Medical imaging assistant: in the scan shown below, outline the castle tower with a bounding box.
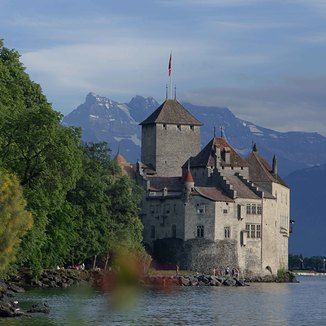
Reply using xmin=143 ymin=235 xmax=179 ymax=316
xmin=140 ymin=99 xmax=202 ymax=177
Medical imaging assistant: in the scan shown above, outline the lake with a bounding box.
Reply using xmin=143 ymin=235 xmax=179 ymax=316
xmin=1 ymin=276 xmax=325 ymax=326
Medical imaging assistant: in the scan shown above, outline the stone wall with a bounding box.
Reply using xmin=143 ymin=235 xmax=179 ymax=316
xmin=155 ymin=124 xmax=200 ymax=177
xmin=152 ymin=238 xmax=238 ymax=274
xmin=141 ymin=125 xmax=156 ymax=170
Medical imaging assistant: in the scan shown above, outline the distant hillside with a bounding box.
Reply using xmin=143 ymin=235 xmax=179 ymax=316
xmin=62 ymin=93 xmax=326 ymax=177
xmin=285 ymin=164 xmax=326 ymax=256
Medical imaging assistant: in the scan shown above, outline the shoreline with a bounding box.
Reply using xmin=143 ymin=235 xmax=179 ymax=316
xmin=294 ymin=272 xmax=326 ymax=276
xmin=1 ymin=269 xmax=298 ymax=318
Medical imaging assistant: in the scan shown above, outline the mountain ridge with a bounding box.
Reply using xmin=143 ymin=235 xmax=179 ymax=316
xmin=62 ymin=92 xmax=326 ymax=177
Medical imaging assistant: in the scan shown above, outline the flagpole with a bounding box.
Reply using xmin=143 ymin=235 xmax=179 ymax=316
xmin=170 ymin=69 xmax=172 ymax=100
xmin=168 ymin=52 xmax=172 ymax=100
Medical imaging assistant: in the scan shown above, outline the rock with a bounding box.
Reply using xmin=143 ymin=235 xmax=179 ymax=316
xmin=27 ymin=303 xmax=50 ymax=314
xmin=234 ymin=278 xmax=247 ymax=286
xmin=223 ymin=278 xmax=236 ymax=286
xmin=189 ymin=277 xmax=198 ymax=286
xmin=0 ymin=286 xmax=24 ymax=318
xmin=179 ymin=276 xmax=190 ymax=286
xmin=7 ymin=283 xmax=25 ymax=293
xmin=210 ymin=276 xmax=222 ymax=286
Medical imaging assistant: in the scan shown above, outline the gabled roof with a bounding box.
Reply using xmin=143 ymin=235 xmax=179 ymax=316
xmin=185 ymin=137 xmax=248 ymax=168
xmin=193 ymin=186 xmax=234 ymax=202
xmin=140 ymin=99 xmax=202 ymax=126
xmin=246 ymin=152 xmax=288 ymax=187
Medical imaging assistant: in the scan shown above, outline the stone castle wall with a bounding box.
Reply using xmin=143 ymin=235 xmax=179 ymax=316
xmin=155 ymin=124 xmax=200 ymax=177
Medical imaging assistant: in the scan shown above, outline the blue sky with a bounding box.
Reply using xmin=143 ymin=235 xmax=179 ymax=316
xmin=1 ymin=0 xmax=326 ymax=135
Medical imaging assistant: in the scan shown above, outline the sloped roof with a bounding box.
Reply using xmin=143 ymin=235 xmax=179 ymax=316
xmin=226 ymin=175 xmax=261 ymax=199
xmin=193 ymin=186 xmax=234 ymax=202
xmin=113 ymin=152 xmax=135 ymax=177
xmin=246 ymin=152 xmax=288 ymax=187
xmin=186 ymin=137 xmax=248 ymax=168
xmin=140 ymin=99 xmax=202 ymax=126
xmin=114 ymin=153 xmax=128 ymax=166
xmin=147 ymin=176 xmax=183 ymax=191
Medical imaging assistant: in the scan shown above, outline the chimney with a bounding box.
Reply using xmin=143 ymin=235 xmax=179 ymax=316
xmin=272 ymin=155 xmax=278 ymax=177
xmin=224 ymin=147 xmax=231 ymax=165
xmin=214 ymin=145 xmax=221 ymax=168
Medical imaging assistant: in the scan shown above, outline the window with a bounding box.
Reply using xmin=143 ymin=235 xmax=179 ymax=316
xmin=250 ymin=224 xmax=255 ymax=238
xmin=256 ymin=225 xmax=261 ymax=238
xmin=223 ymin=209 xmax=228 ymax=214
xmin=150 ymin=226 xmax=155 ymax=239
xmin=196 ymin=204 xmax=206 ymax=214
xmin=163 ymin=124 xmax=167 ymax=129
xmin=177 ymin=125 xmax=181 ymax=130
xmin=172 ymin=225 xmax=177 ymax=238
xmin=150 ymin=205 xmax=154 ymax=214
xmin=246 ymin=224 xmax=261 ymax=239
xmin=165 ymin=204 xmax=170 ymax=214
xmin=155 ymin=204 xmax=161 ymax=214
xmin=224 ymin=227 xmax=230 ymax=238
xmin=173 ymin=204 xmax=177 ymax=213
xmin=251 ymin=204 xmax=257 ymax=215
xmin=246 ymin=204 xmax=251 ymax=215
xmin=257 ymin=205 xmax=262 ymax=215
xmin=197 ymin=225 xmax=204 ymax=238
xmin=190 ymin=125 xmax=194 ymax=131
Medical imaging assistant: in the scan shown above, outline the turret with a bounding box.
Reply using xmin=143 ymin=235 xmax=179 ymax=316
xmin=184 ymin=161 xmax=195 ymax=198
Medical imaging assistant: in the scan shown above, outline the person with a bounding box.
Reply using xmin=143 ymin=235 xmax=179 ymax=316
xmin=176 ymin=264 xmax=180 ymax=276
xmin=225 ymin=266 xmax=230 ymax=276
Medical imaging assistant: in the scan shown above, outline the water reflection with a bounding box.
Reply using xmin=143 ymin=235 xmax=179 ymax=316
xmin=1 ymin=277 xmax=326 ymax=326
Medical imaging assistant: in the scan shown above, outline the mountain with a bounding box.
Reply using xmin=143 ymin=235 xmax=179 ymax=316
xmin=62 ymin=93 xmax=326 ymax=177
xmin=62 ymin=93 xmax=158 ymax=160
xmin=285 ymin=164 xmax=326 ymax=256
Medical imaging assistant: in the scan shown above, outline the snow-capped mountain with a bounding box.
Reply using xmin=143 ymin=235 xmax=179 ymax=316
xmin=62 ymin=93 xmax=326 ymax=177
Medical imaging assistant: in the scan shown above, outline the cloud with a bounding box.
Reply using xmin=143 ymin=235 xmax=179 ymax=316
xmin=181 ymin=76 xmax=326 ymax=136
xmin=160 ymin=0 xmax=263 ymax=7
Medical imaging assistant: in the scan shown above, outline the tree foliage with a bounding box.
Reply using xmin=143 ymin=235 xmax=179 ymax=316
xmin=0 ymin=170 xmax=33 ymax=271
xmin=67 ymin=143 xmax=144 ymax=264
xmin=0 ymin=40 xmax=147 ymax=274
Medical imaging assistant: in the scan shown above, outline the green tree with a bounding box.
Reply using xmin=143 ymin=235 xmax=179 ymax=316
xmin=68 ymin=143 xmax=145 ymax=268
xmin=0 ymin=40 xmax=83 ymax=273
xmin=0 ymin=170 xmax=33 ymax=272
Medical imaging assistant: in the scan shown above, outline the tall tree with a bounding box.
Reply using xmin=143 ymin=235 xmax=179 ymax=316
xmin=0 ymin=40 xmax=83 ymax=273
xmin=0 ymin=170 xmax=33 ymax=272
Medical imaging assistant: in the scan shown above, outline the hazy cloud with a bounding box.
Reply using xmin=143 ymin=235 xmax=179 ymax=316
xmin=182 ymin=77 xmax=326 ymax=135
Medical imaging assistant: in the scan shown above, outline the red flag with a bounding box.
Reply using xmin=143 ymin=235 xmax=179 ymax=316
xmin=168 ymin=53 xmax=172 ymax=76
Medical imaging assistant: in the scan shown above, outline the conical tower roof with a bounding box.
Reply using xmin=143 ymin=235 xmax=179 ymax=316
xmin=184 ymin=169 xmax=194 ymax=183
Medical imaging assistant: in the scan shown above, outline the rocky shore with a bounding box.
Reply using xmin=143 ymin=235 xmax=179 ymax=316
xmin=0 ymin=280 xmax=25 ymax=317
xmin=0 ymin=269 xmax=297 ymax=318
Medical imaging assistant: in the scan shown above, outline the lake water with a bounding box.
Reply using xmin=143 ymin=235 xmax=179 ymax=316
xmin=1 ymin=276 xmax=326 ymax=326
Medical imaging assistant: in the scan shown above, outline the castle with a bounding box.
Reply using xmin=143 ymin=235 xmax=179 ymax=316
xmin=116 ymin=98 xmax=291 ymax=276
